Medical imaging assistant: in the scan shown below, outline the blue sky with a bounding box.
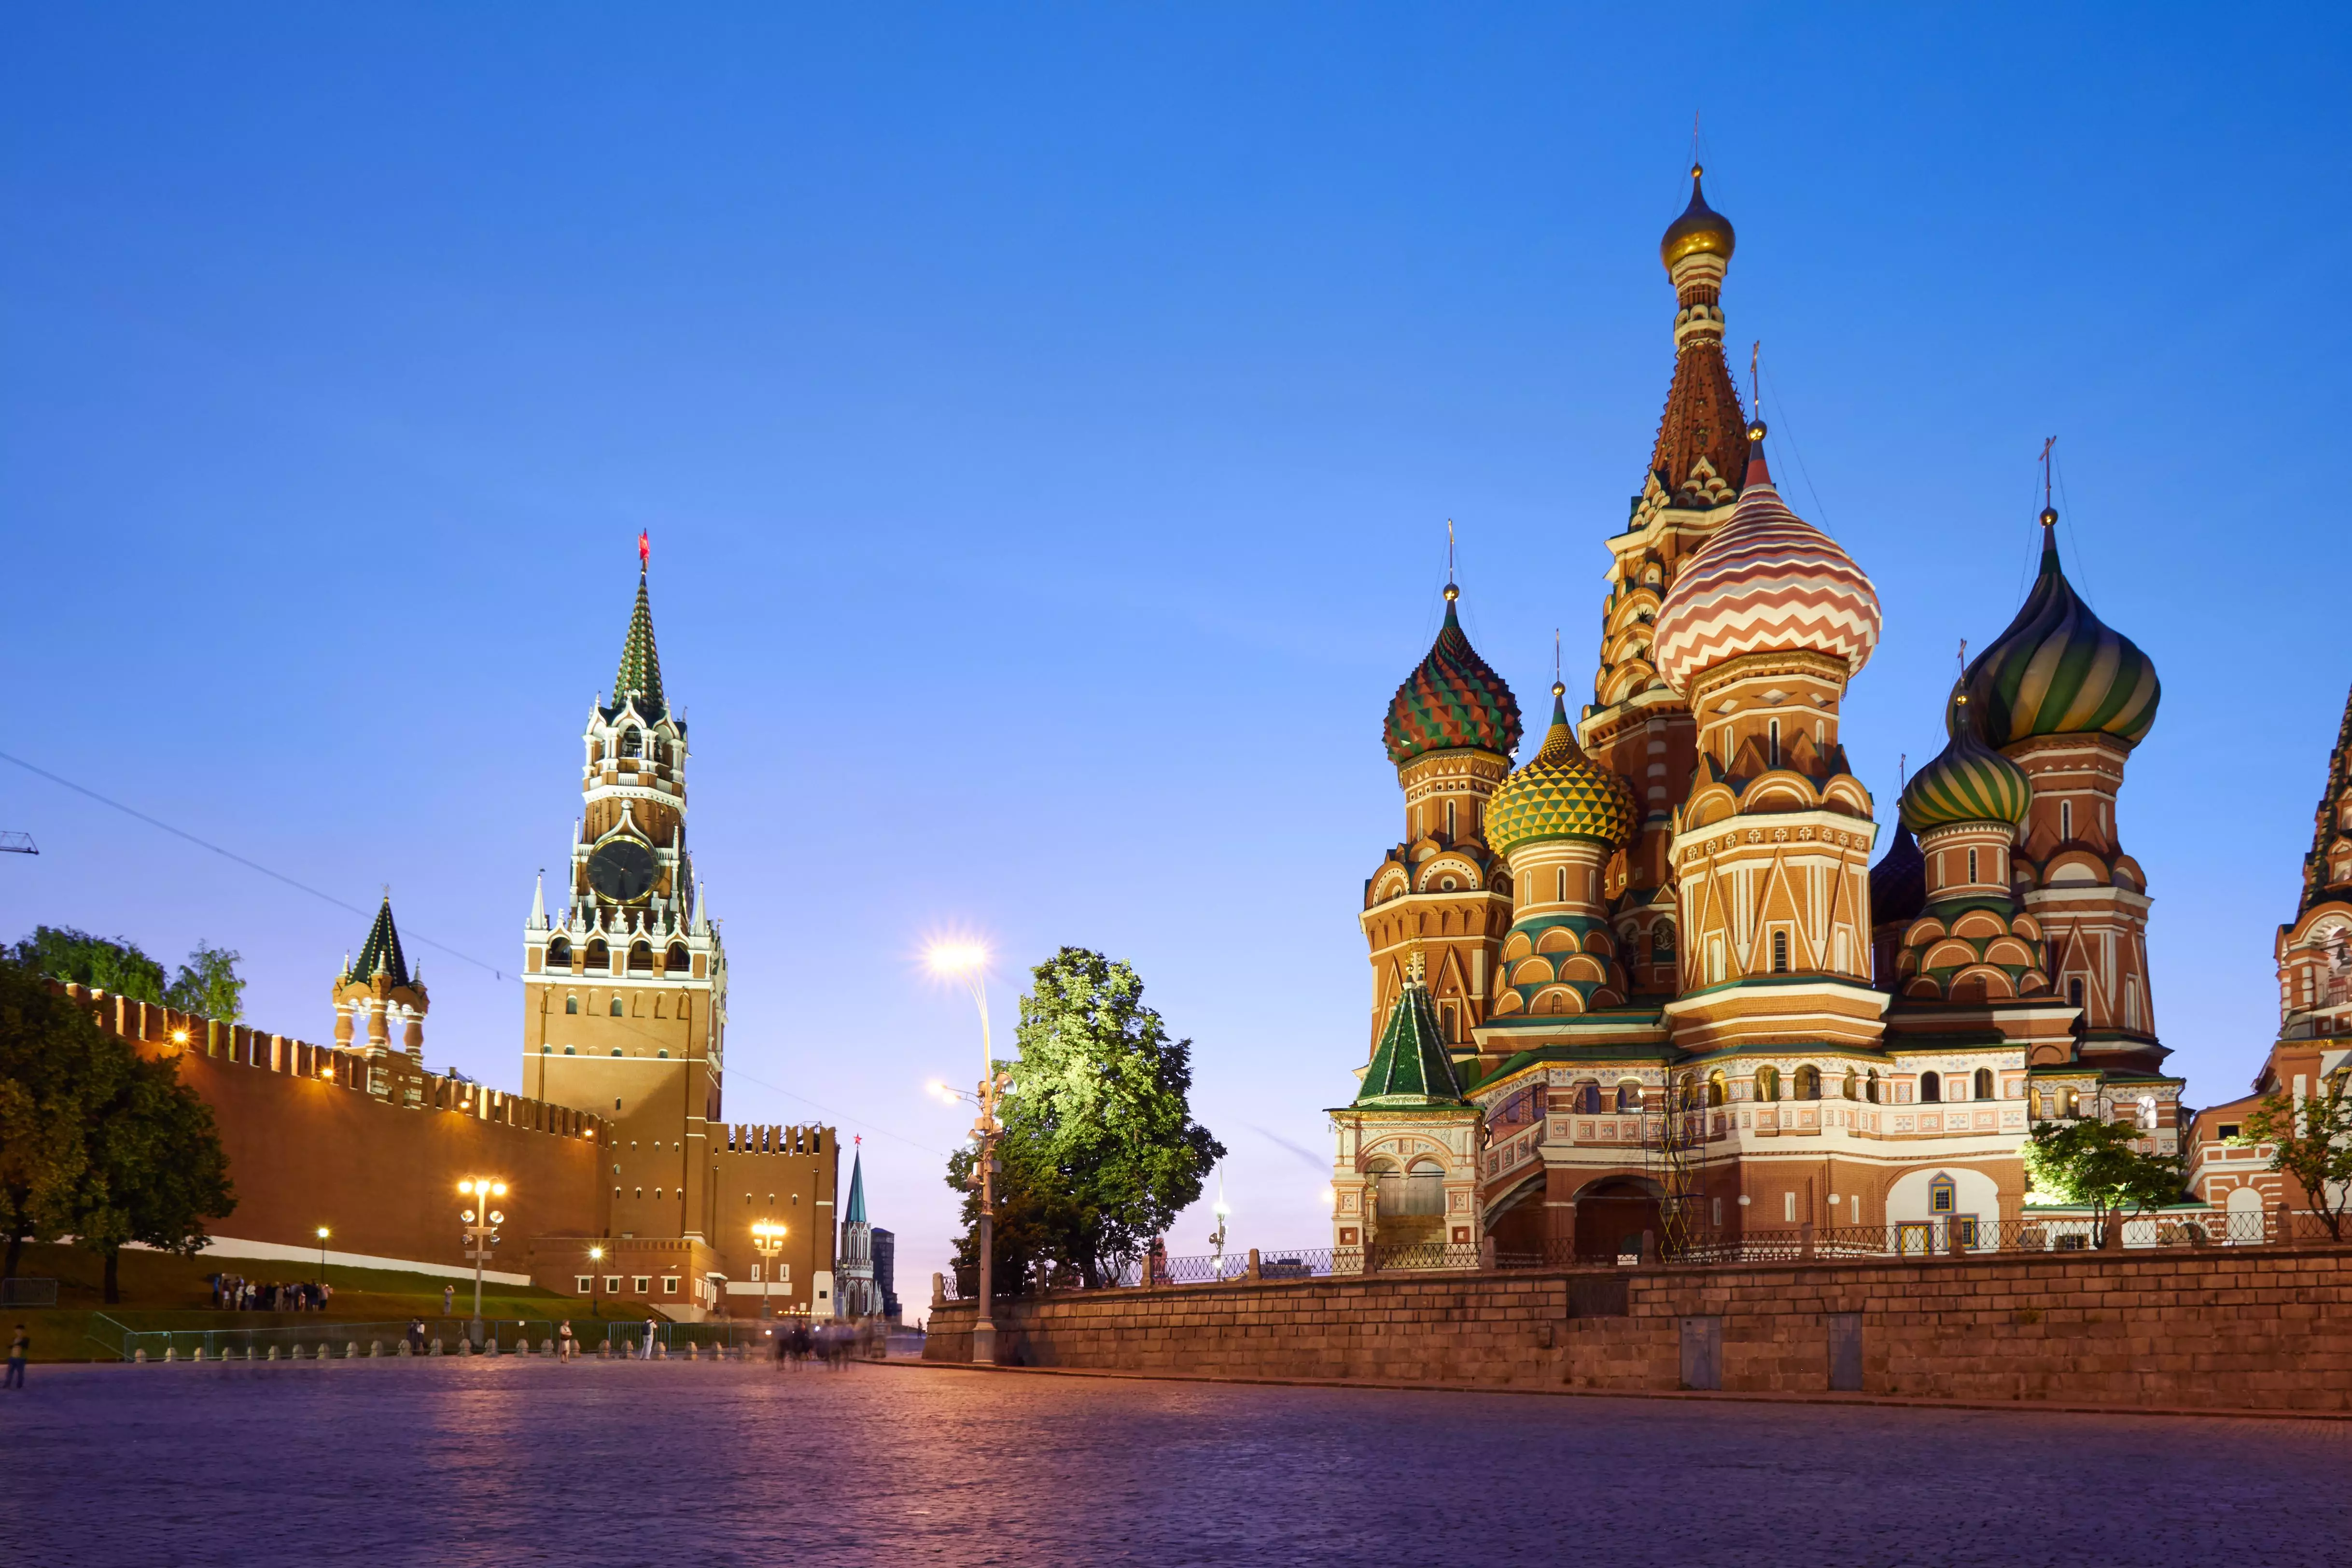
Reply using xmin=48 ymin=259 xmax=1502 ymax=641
xmin=5 ymin=6 xmax=2348 ymax=1293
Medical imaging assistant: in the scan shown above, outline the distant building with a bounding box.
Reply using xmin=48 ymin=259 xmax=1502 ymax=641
xmin=872 ymin=1227 xmax=899 ymax=1322
xmin=837 ymin=1147 xmax=879 ymax=1318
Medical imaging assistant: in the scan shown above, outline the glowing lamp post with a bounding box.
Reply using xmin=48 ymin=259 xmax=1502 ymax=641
xmin=588 ymin=1245 xmax=605 ymax=1319
xmin=457 ymin=1178 xmax=507 ymax=1346
xmin=751 ymin=1222 xmax=788 ymax=1318
xmin=316 ymin=1226 xmax=331 ymax=1290
xmin=927 ymin=942 xmax=1008 ymax=1365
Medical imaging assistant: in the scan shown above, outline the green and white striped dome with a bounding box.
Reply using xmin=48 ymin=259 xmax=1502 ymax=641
xmin=1903 ymin=684 xmax=2032 ymax=832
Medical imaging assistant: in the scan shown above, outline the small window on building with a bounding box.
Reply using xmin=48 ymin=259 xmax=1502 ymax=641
xmin=1842 ymin=1068 xmax=1859 ymax=1101
xmin=541 ymin=1045 xmax=550 ymax=1054
xmin=1616 ymin=1081 xmax=1641 ymax=1112
xmin=632 ymin=1276 xmax=650 ymax=1293
xmin=2060 ymin=801 xmax=2073 ymax=840
xmin=603 ymin=1276 xmax=620 ymax=1292
xmin=1783 ymin=1191 xmax=1796 ymax=1222
xmin=634 ymin=1188 xmax=643 ymax=1200
xmin=1711 ymin=1197 xmax=1722 ymax=1226
xmin=1929 ymin=1176 xmax=1956 ymax=1214
xmin=1921 ymin=1072 xmax=1941 ymax=1103
xmin=1795 ymin=1065 xmax=1820 ymax=1100
xmin=611 ymin=1048 xmax=623 ymax=1057
xmin=1974 ymin=1068 xmax=1994 ymax=1100
xmin=565 ymin=996 xmax=579 ymax=1015
xmin=575 ymin=1276 xmax=592 ymax=1293
xmin=1772 ymin=930 xmax=1790 ymax=973
xmin=1768 ymin=717 xmax=1781 ymax=767
xmin=610 ymin=998 xmax=624 ymax=1017
xmin=2218 ymin=1123 xmax=2241 ymax=1141
xmin=1445 ymin=800 xmax=1457 ymax=840
xmin=2068 ymin=977 xmax=2085 ymax=1009
xmin=1755 ymin=1067 xmax=1780 ymax=1103
xmin=1866 ymin=1070 xmax=1881 ymax=1104
xmin=564 ymin=1045 xmax=576 ymax=1054
xmin=662 ymin=1277 xmax=680 ymax=1295
xmin=658 ymin=1048 xmax=669 ymax=1059
xmin=1967 ymin=848 xmax=1980 ymax=883
xmin=548 ymin=938 xmax=572 ymax=968
xmin=1555 ymin=868 xmax=1567 ymax=903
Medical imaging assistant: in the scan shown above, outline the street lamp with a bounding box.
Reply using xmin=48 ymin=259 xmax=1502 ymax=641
xmin=751 ymin=1222 xmax=788 ymax=1318
xmin=927 ymin=942 xmax=1007 ymax=1364
xmin=316 ymin=1226 xmax=331 ymax=1292
xmin=457 ymin=1178 xmax=507 ymax=1346
xmin=1208 ymin=1169 xmax=1232 ymax=1282
xmin=587 ymin=1244 xmax=605 ymax=1319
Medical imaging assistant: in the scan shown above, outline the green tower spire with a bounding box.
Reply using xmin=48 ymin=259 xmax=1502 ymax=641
xmin=1354 ymin=954 xmax=1462 ymax=1106
xmin=612 ymin=560 xmax=666 ymax=719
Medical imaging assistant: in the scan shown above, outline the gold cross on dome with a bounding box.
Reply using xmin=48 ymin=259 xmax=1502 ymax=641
xmin=1407 ymin=948 xmax=1427 ymax=984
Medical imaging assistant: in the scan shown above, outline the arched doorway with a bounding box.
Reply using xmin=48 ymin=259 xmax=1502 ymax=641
xmin=1575 ymin=1177 xmax=1663 ymax=1261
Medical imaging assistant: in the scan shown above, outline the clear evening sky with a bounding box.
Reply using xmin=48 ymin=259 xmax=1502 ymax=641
xmin=4 ymin=7 xmax=2346 ymax=1296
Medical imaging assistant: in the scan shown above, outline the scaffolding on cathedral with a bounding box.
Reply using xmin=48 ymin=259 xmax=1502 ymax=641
xmin=1642 ymin=1073 xmax=1710 ymax=1257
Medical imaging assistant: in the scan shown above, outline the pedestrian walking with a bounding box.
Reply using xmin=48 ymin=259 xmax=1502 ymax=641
xmin=443 ymin=1283 xmax=455 ymax=1317
xmin=640 ymin=1317 xmax=656 ymax=1360
xmin=4 ymin=1324 xmax=28 ymax=1389
xmin=407 ymin=1319 xmax=426 ymax=1354
xmin=558 ymin=1320 xmax=575 ymax=1361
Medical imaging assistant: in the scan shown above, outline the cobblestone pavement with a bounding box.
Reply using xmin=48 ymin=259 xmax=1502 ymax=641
xmin=8 ymin=1359 xmax=2349 ymax=1566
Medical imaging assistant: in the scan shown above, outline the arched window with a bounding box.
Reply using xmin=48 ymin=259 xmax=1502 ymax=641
xmin=1967 ymin=847 xmax=1980 ymax=883
xmin=1555 ymin=868 xmax=1567 ymax=904
xmin=1445 ymin=800 xmax=1457 ymax=840
xmin=1772 ymin=931 xmax=1790 ymax=974
xmin=1652 ymin=922 xmax=1676 ymax=964
xmin=2060 ymin=800 xmax=2073 ymax=840
xmin=2068 ymin=976 xmax=2085 ymax=1009
xmin=1921 ymin=1072 xmax=1942 ymax=1104
xmin=563 ymin=995 xmax=578 ymax=1016
xmin=2062 ymin=1087 xmax=2082 ymax=1118
xmin=658 ymin=1049 xmax=670 ymax=1060
xmin=1794 ymin=1065 xmax=1821 ymax=1101
xmin=563 ymin=1045 xmax=576 ymax=1055
xmin=1866 ymin=1069 xmax=1881 ymax=1104
xmin=621 ymin=729 xmax=643 ymax=758
xmin=1768 ymin=718 xmax=1781 ymax=767
xmin=628 ymin=942 xmax=654 ymax=974
xmin=1842 ymin=1068 xmax=1859 ymax=1101
xmin=1706 ymin=1071 xmax=1727 ymax=1107
xmin=547 ymin=937 xmax=572 ymax=969
xmin=1755 ymin=1066 xmax=1780 ymax=1103
xmin=1929 ymin=1175 xmax=1956 ymax=1214
xmin=1575 ymin=1082 xmax=1600 ymax=1114
xmin=611 ymin=1047 xmax=623 ymax=1057
xmin=1974 ymin=1068 xmax=1995 ymax=1101
xmin=2138 ymin=1094 xmax=2157 ymax=1131
xmin=1616 ymin=1080 xmax=1641 ymax=1113
xmin=609 ymin=998 xmax=624 ymax=1018
xmin=665 ymin=942 xmax=690 ymax=975
xmin=585 ymin=939 xmax=610 ymax=972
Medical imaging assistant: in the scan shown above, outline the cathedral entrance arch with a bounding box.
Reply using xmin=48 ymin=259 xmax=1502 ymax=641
xmin=1575 ymin=1176 xmax=1663 ymax=1261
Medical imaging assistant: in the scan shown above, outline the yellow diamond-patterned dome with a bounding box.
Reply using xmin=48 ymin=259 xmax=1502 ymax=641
xmin=1485 ymin=686 xmax=1639 ymax=860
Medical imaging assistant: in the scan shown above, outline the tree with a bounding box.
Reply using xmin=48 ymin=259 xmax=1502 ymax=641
xmin=73 ymin=1051 xmax=237 ymax=1303
xmin=2025 ymin=1117 xmax=2185 ymax=1244
xmin=2236 ymin=1072 xmax=2352 ymax=1240
xmin=5 ymin=927 xmax=244 ymax=1022
xmin=0 ymin=961 xmax=120 ymax=1280
xmin=166 ymin=942 xmax=245 ymax=1022
xmin=945 ymin=948 xmax=1225 ymax=1290
xmin=7 ymin=926 xmax=168 ymax=1004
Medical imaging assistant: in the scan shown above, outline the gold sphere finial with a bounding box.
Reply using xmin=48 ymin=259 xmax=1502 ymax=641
xmin=1747 ymin=420 xmax=1767 ymax=444
xmin=2039 ymin=505 xmax=2058 ymax=529
xmin=1442 ymin=582 xmax=1459 ymax=602
xmin=1691 ymin=162 xmax=1703 ymax=180
xmin=1551 ymin=680 xmax=1567 ymax=700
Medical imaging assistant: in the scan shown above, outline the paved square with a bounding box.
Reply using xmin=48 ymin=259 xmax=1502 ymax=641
xmin=8 ymin=1359 xmax=2349 ymax=1565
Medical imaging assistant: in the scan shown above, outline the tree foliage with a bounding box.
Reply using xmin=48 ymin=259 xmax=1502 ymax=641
xmin=4 ymin=926 xmax=245 ymax=1021
xmin=2237 ymin=1072 xmax=2352 ymax=1240
xmin=2025 ymin=1117 xmax=2184 ymax=1239
xmin=947 ymin=949 xmax=1224 ymax=1291
xmin=0 ymin=959 xmax=236 ymax=1294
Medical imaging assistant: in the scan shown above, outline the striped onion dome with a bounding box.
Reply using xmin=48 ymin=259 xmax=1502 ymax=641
xmin=1959 ymin=511 xmax=2160 ymax=749
xmin=1384 ymin=585 xmax=1523 ymax=766
xmin=1484 ymin=686 xmax=1639 ymax=859
xmin=1902 ymin=684 xmax=2033 ymax=832
xmin=1651 ymin=427 xmax=1883 ymax=696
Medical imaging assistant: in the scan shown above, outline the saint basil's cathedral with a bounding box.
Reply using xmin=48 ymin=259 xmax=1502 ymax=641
xmin=1330 ymin=168 xmax=2347 ymax=1263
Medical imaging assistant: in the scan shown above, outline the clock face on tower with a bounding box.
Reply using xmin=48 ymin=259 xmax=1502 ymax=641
xmin=587 ymin=838 xmax=659 ymax=903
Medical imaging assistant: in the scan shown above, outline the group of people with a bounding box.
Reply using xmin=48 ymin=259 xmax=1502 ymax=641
xmin=210 ymin=1274 xmax=332 ymax=1313
xmin=770 ymin=1318 xmax=867 ymax=1369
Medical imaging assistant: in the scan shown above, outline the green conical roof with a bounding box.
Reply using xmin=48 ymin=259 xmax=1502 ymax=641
xmin=351 ymin=896 xmax=410 ymax=988
xmin=1355 ymin=964 xmax=1462 ymax=1106
xmin=844 ymin=1149 xmax=868 ymax=1225
xmin=611 ymin=566 xmax=667 ymax=719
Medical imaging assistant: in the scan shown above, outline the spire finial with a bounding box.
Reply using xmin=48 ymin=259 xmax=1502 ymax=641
xmin=2039 ymin=436 xmax=2058 ymax=529
xmin=1443 ymin=518 xmax=1458 ymax=602
xmin=1899 ymin=751 xmax=1907 ymax=788
xmin=1407 ymin=945 xmax=1426 ymax=984
xmin=639 ymin=529 xmax=650 ymax=570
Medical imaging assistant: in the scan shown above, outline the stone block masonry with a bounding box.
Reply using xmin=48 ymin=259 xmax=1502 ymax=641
xmin=924 ymin=1244 xmax=2352 ymax=1412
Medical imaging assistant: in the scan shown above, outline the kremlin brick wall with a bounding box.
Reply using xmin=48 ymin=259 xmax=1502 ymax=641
xmin=66 ymin=984 xmax=608 ymax=1278
xmin=926 ymin=1245 xmax=2352 ymax=1412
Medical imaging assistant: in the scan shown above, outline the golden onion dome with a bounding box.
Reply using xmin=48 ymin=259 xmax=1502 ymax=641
xmin=1661 ymin=164 xmax=1736 ymax=271
xmin=1485 ymin=685 xmax=1639 ymax=860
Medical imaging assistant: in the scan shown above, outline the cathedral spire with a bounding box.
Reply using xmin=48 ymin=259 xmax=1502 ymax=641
xmin=611 ymin=540 xmax=667 ymax=720
xmin=1647 ymin=164 xmax=1749 ymax=508
xmin=349 ymin=895 xmax=411 ymax=989
xmin=2301 ymin=678 xmax=2352 ymax=915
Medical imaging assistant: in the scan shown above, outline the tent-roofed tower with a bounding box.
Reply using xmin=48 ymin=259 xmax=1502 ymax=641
xmin=522 ymin=537 xmax=729 ymax=1248
xmin=332 ymin=894 xmax=430 ymax=1065
xmin=1580 ymin=166 xmax=1754 ymax=986
xmin=2277 ymin=678 xmax=2352 ymax=1040
xmin=838 ymin=1144 xmax=879 ymax=1318
xmin=1330 ymin=953 xmax=1485 ymax=1267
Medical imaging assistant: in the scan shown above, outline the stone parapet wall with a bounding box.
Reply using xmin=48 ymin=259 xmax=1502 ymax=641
xmin=924 ymin=1245 xmax=2352 ymax=1412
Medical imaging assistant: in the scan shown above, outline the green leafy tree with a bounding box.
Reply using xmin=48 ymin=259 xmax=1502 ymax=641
xmin=946 ymin=949 xmax=1224 ymax=1290
xmin=2236 ymin=1072 xmax=2352 ymax=1240
xmin=165 ymin=942 xmax=245 ymax=1022
xmin=74 ymin=1052 xmax=237 ymax=1303
xmin=0 ymin=961 xmax=122 ymax=1280
xmin=2025 ymin=1117 xmax=2184 ymax=1244
xmin=7 ymin=926 xmax=168 ymax=1004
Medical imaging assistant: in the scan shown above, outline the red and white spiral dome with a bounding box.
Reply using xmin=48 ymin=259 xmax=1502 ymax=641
xmin=1651 ymin=429 xmax=1881 ymax=696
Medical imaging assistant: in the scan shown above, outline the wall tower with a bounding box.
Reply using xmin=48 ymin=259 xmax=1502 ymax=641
xmin=2277 ymin=678 xmax=2352 ymax=1039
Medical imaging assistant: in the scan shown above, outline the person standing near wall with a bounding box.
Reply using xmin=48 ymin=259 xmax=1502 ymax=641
xmin=640 ymin=1317 xmax=656 ymax=1360
xmin=443 ymin=1284 xmax=455 ymax=1316
xmin=558 ymin=1320 xmax=575 ymax=1361
xmin=5 ymin=1324 xmax=27 ymax=1388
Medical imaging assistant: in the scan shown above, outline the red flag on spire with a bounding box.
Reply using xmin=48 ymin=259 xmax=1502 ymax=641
xmin=638 ymin=530 xmax=650 ymax=567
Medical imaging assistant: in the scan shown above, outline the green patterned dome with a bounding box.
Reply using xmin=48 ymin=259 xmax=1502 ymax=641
xmin=1903 ymin=684 xmax=2032 ymax=833
xmin=1960 ymin=513 xmax=2160 ymax=749
xmin=1385 ymin=587 xmax=1522 ymax=766
xmin=1485 ymin=686 xmax=1638 ymax=859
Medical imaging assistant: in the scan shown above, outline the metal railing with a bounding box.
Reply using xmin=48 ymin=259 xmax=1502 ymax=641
xmin=0 ymin=1277 xmax=58 ymax=1306
xmin=91 ymin=1315 xmax=782 ymax=1363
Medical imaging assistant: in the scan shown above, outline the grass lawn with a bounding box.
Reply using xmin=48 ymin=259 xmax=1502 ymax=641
xmin=4 ymin=1243 xmax=660 ymax=1361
